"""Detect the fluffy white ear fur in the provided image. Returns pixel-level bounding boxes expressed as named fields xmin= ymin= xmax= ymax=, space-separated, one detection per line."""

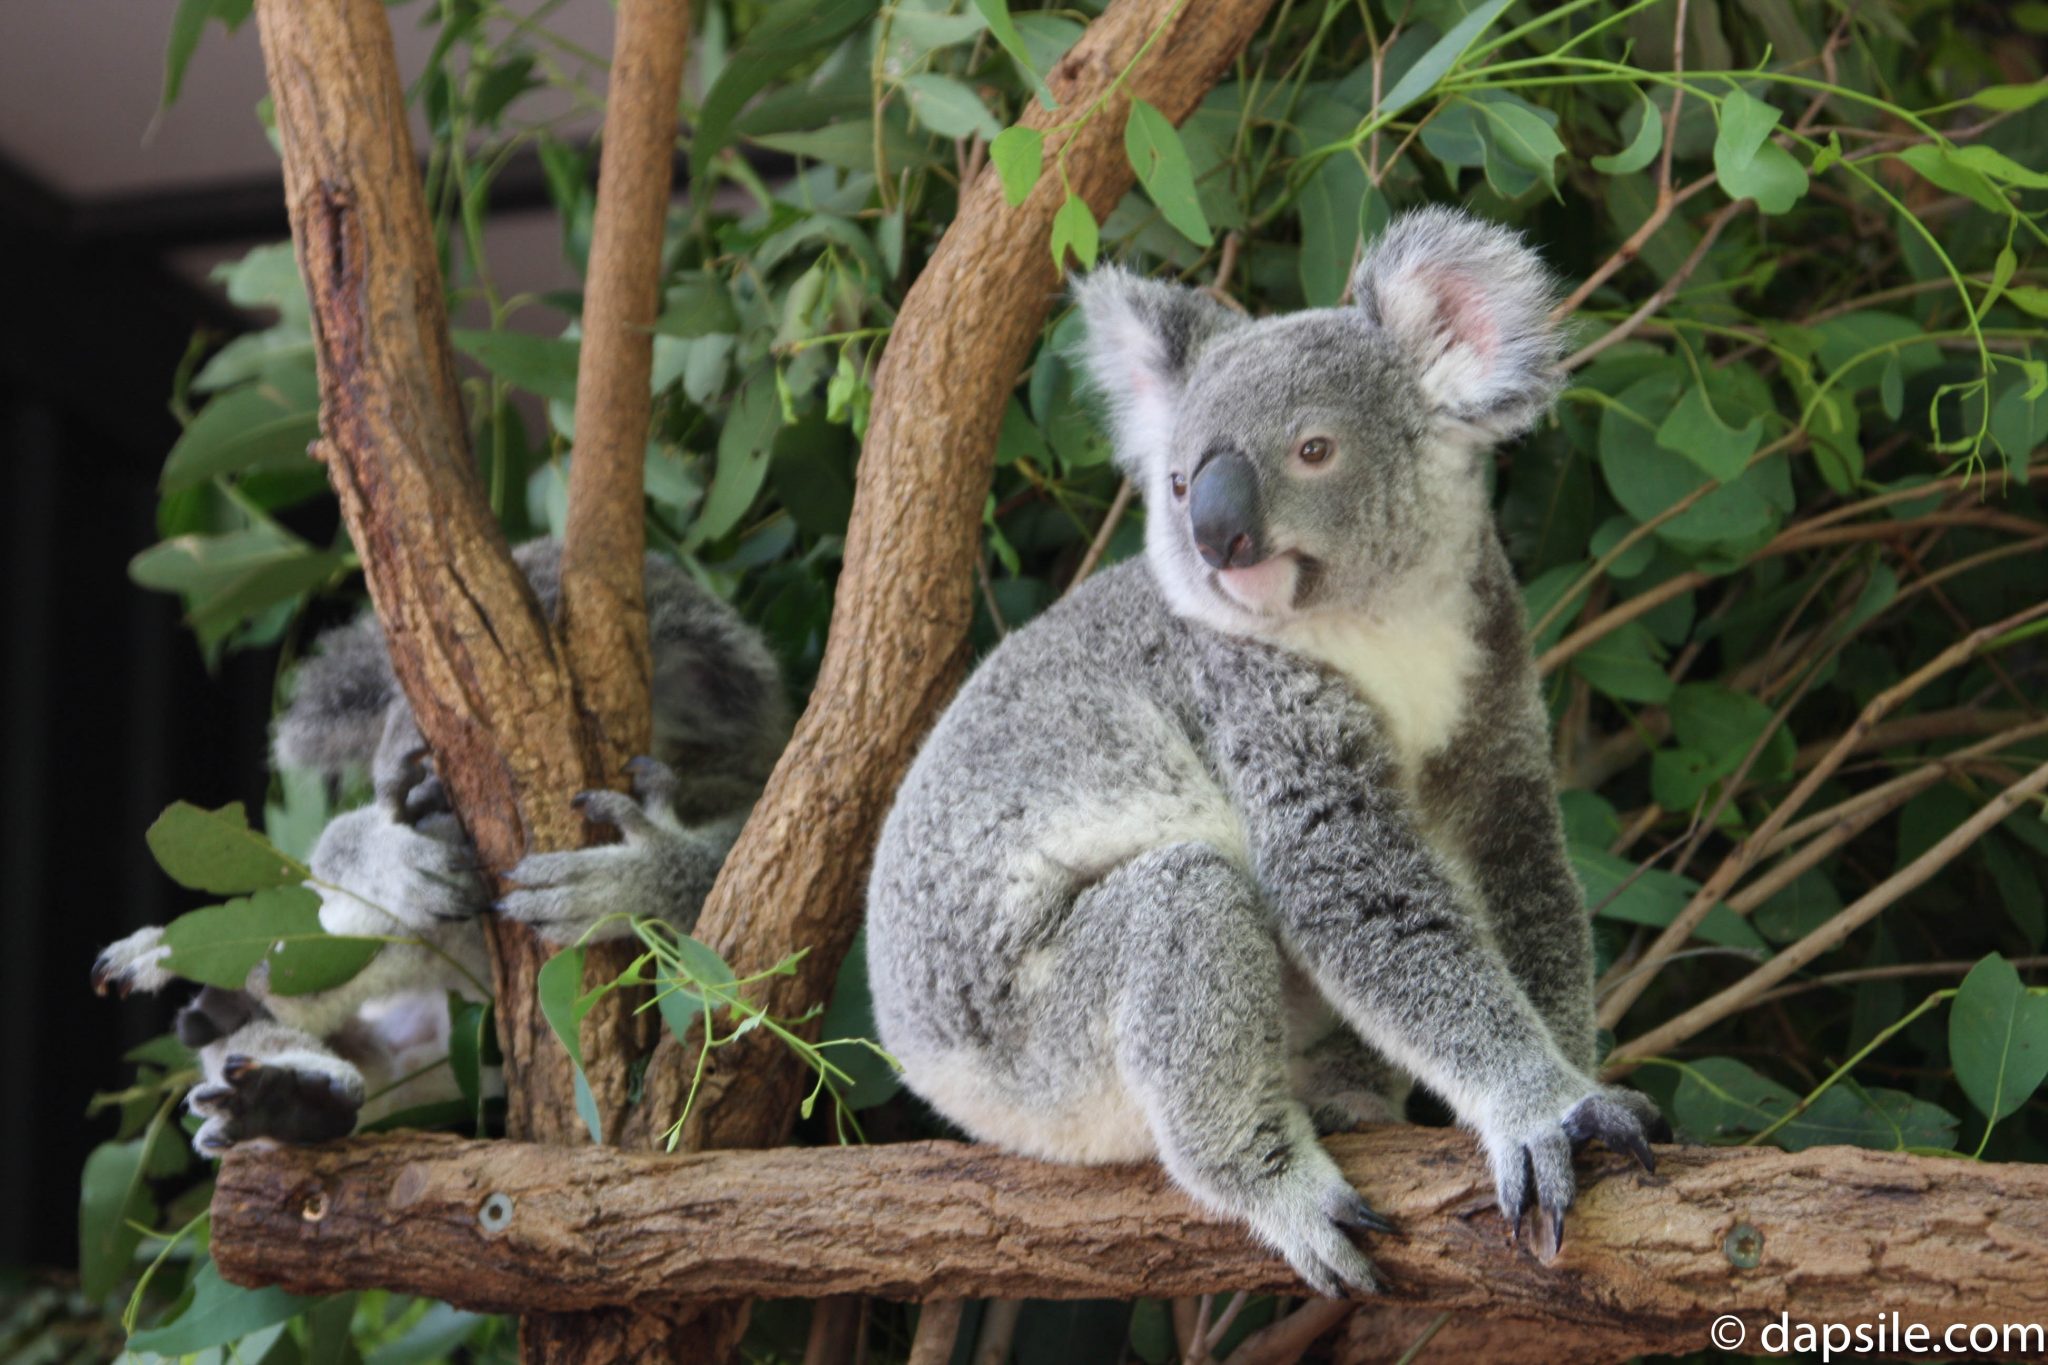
xmin=1351 ymin=207 xmax=1565 ymax=441
xmin=1070 ymin=266 xmax=1244 ymax=475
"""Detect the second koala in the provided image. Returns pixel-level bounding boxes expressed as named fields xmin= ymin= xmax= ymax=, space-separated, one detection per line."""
xmin=866 ymin=208 xmax=1666 ymax=1296
xmin=96 ymin=539 xmax=789 ymax=1153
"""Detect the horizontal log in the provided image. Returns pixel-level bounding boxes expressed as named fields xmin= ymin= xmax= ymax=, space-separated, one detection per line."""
xmin=211 ymin=1128 xmax=2048 ymax=1354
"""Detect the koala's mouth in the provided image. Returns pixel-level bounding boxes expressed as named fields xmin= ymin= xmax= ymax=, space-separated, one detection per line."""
xmin=1213 ymin=551 xmax=1307 ymax=615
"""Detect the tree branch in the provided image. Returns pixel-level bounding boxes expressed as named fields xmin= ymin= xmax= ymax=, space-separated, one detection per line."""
xmin=252 ymin=0 xmax=607 ymax=1139
xmin=211 ymin=1128 xmax=2048 ymax=1357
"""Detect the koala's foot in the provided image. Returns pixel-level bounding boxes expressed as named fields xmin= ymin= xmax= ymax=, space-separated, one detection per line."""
xmin=1236 ymin=1154 xmax=1400 ymax=1293
xmin=92 ymin=927 xmax=173 ymax=997
xmin=499 ymin=757 xmax=714 ymax=942
xmin=188 ymin=1024 xmax=364 ymax=1154
xmin=175 ymin=986 xmax=265 ymax=1048
xmin=1563 ymin=1086 xmax=1669 ymax=1167
xmin=1292 ymin=1028 xmax=1410 ymax=1135
xmin=1483 ymin=1083 xmax=1663 ymax=1257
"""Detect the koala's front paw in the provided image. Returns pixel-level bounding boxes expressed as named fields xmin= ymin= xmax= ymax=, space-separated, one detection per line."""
xmin=498 ymin=758 xmax=696 ymax=943
xmin=309 ymin=803 xmax=485 ymax=933
xmin=1483 ymin=1083 xmax=1662 ymax=1257
xmin=188 ymin=1051 xmax=364 ymax=1154
xmin=92 ymin=927 xmax=173 ymax=997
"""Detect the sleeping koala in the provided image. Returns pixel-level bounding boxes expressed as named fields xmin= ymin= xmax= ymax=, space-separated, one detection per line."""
xmin=94 ymin=538 xmax=788 ymax=1153
xmin=866 ymin=208 xmax=1666 ymax=1296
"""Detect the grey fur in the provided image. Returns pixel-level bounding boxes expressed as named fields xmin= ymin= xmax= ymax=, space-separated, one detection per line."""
xmin=867 ymin=210 xmax=1662 ymax=1296
xmin=98 ymin=538 xmax=789 ymax=1153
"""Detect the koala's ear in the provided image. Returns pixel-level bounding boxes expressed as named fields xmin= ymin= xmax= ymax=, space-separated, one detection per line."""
xmin=1071 ymin=266 xmax=1244 ymax=473
xmin=1352 ymin=207 xmax=1565 ymax=442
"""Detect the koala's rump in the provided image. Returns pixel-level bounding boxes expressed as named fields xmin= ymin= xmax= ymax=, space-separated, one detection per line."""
xmin=867 ymin=566 xmax=1241 ymax=1161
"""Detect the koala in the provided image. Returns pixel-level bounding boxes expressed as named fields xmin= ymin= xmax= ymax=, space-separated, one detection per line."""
xmin=865 ymin=209 xmax=1668 ymax=1297
xmin=94 ymin=538 xmax=789 ymax=1154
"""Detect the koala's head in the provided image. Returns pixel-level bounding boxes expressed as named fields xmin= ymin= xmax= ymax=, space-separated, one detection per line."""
xmin=1072 ymin=207 xmax=1563 ymax=634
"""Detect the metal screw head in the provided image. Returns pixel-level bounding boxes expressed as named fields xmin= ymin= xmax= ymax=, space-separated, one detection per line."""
xmin=1723 ymin=1221 xmax=1764 ymax=1269
xmin=478 ymin=1192 xmax=514 ymax=1233
xmin=300 ymin=1190 xmax=328 ymax=1223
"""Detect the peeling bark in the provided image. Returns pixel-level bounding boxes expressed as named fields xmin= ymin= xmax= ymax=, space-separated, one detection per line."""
xmin=215 ymin=1128 xmax=2048 ymax=1357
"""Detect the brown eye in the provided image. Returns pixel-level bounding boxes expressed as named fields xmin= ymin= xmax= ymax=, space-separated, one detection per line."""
xmin=1297 ymin=437 xmax=1333 ymax=466
xmin=1170 ymin=471 xmax=1189 ymax=499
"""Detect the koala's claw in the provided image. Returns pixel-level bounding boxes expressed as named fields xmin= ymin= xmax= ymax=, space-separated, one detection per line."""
xmin=1327 ymin=1188 xmax=1399 ymax=1238
xmin=1490 ymin=1123 xmax=1576 ymax=1255
xmin=1563 ymin=1088 xmax=1664 ymax=1174
xmin=571 ymin=788 xmax=655 ymax=837
xmin=625 ymin=755 xmax=681 ymax=806
xmin=92 ymin=927 xmax=173 ymax=998
xmin=188 ymin=1052 xmax=362 ymax=1153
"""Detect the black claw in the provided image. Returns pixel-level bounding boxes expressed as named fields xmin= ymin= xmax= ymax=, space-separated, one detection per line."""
xmin=1331 ymin=1192 xmax=1399 ymax=1238
xmin=1625 ymin=1132 xmax=1657 ymax=1173
xmin=1546 ymin=1208 xmax=1567 ymax=1259
xmin=221 ymin=1054 xmax=260 ymax=1083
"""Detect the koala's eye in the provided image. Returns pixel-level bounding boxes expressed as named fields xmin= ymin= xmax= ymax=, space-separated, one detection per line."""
xmin=1170 ymin=472 xmax=1189 ymax=499
xmin=1296 ymin=437 xmax=1334 ymax=466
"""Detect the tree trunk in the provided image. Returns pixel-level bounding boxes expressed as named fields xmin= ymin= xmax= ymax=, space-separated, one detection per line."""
xmin=213 ymin=1127 xmax=2048 ymax=1359
xmin=252 ymin=0 xmax=687 ymax=1358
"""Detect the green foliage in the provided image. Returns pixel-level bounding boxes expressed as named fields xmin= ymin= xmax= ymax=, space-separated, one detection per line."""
xmin=83 ymin=0 xmax=2048 ymax=1357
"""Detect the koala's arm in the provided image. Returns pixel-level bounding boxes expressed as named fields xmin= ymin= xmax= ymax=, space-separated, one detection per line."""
xmin=1194 ymin=638 xmax=1642 ymax=1229
xmin=1422 ymin=543 xmax=1596 ymax=1070
xmin=498 ymin=545 xmax=788 ymax=942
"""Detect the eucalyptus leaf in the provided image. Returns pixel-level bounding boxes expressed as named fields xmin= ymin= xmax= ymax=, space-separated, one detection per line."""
xmin=1950 ymin=954 xmax=2048 ymax=1124
xmin=146 ymin=801 xmax=308 ymax=894
xmin=1124 ymin=99 xmax=1213 ymax=246
xmin=128 ymin=1260 xmax=312 ymax=1356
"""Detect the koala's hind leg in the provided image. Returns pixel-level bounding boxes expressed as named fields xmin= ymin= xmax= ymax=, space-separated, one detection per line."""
xmin=188 ymin=1021 xmax=365 ymax=1154
xmin=1102 ymin=842 xmax=1391 ymax=1298
xmin=1290 ymin=1027 xmax=1411 ymax=1135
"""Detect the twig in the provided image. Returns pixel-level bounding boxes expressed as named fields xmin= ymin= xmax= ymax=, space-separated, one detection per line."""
xmin=1752 ymin=955 xmax=2048 ymax=1007
xmin=1221 ymin=1301 xmax=1354 ymax=1365
xmin=1069 ymin=478 xmax=1138 ymax=590
xmin=1392 ymin=1310 xmax=1453 ymax=1365
xmin=1565 ymin=199 xmax=1747 ymax=370
xmin=1773 ymin=717 xmax=2048 ymax=853
xmin=907 ymin=1300 xmax=965 ymax=1365
xmin=1597 ymin=597 xmax=2048 ymax=1030
xmin=1200 ymin=1291 xmax=1252 ymax=1359
xmin=1186 ymin=1293 xmax=1215 ymax=1364
xmin=972 ymin=1298 xmax=1023 ymax=1365
xmin=1550 ymin=175 xmax=1715 ymax=319
xmin=1608 ymin=756 xmax=2048 ymax=1069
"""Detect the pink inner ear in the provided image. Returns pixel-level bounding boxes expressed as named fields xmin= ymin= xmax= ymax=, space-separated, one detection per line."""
xmin=1425 ymin=267 xmax=1498 ymax=365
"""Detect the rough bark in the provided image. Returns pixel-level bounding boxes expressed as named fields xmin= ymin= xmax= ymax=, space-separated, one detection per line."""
xmin=253 ymin=0 xmax=690 ymax=1358
xmin=559 ymin=0 xmax=689 ymax=778
xmin=215 ymin=1128 xmax=2048 ymax=1357
xmin=254 ymin=0 xmax=597 ymax=1139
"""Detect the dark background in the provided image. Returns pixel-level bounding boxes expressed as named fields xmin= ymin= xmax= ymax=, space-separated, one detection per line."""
xmin=0 ymin=154 xmax=277 ymax=1277
xmin=0 ymin=0 xmax=621 ymax=1280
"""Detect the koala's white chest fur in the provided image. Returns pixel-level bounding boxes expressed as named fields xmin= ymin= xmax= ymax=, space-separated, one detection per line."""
xmin=1270 ymin=590 xmax=1479 ymax=783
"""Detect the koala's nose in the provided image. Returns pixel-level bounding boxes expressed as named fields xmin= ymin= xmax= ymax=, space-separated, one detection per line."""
xmin=1189 ymin=451 xmax=1266 ymax=570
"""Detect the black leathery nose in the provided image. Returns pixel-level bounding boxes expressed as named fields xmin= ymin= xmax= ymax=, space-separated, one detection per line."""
xmin=1189 ymin=451 xmax=1265 ymax=569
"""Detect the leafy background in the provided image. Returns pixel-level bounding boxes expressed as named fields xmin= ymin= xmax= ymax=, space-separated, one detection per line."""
xmin=28 ymin=0 xmax=2048 ymax=1360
